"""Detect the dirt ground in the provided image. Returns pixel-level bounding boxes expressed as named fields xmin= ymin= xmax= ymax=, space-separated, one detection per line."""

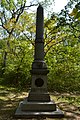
xmin=0 ymin=86 xmax=80 ymax=120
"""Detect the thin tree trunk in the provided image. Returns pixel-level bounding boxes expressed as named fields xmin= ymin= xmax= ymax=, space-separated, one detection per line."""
xmin=2 ymin=51 xmax=7 ymax=74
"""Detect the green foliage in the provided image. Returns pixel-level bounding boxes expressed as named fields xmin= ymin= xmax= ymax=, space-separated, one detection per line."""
xmin=1 ymin=0 xmax=27 ymax=10
xmin=44 ymin=0 xmax=80 ymax=92
xmin=0 ymin=0 xmax=80 ymax=93
xmin=0 ymin=38 xmax=33 ymax=88
xmin=70 ymin=2 xmax=80 ymax=20
xmin=46 ymin=43 xmax=80 ymax=92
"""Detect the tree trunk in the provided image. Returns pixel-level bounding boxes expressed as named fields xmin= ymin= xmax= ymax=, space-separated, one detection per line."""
xmin=2 ymin=51 xmax=7 ymax=74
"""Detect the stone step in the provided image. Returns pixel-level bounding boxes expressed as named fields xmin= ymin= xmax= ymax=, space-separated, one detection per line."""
xmin=20 ymin=98 xmax=56 ymax=112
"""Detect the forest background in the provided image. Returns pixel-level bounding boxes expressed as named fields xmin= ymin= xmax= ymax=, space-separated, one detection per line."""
xmin=0 ymin=0 xmax=80 ymax=93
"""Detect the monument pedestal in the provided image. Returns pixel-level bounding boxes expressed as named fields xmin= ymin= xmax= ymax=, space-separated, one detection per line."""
xmin=15 ymin=67 xmax=64 ymax=118
xmin=15 ymin=98 xmax=64 ymax=119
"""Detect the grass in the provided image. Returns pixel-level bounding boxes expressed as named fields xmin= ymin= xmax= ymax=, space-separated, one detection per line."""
xmin=0 ymin=85 xmax=80 ymax=120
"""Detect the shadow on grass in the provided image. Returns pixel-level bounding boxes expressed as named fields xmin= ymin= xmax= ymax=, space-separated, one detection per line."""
xmin=51 ymin=93 xmax=80 ymax=120
xmin=0 ymin=85 xmax=80 ymax=120
xmin=0 ymin=85 xmax=28 ymax=120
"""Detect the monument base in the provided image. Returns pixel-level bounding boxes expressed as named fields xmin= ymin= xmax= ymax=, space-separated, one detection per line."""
xmin=28 ymin=92 xmax=50 ymax=102
xmin=15 ymin=97 xmax=64 ymax=119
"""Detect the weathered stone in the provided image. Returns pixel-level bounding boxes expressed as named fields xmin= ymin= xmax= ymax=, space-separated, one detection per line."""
xmin=15 ymin=104 xmax=64 ymax=119
xmin=20 ymin=98 xmax=56 ymax=111
xmin=15 ymin=4 xmax=64 ymax=119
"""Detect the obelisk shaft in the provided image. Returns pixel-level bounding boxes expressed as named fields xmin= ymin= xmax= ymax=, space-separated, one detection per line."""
xmin=35 ymin=5 xmax=44 ymax=60
xmin=36 ymin=5 xmax=44 ymax=40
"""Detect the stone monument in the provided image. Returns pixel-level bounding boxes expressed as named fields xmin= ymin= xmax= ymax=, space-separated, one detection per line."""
xmin=15 ymin=5 xmax=64 ymax=119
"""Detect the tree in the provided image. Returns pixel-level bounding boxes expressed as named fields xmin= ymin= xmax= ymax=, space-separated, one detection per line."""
xmin=0 ymin=0 xmax=80 ymax=92
xmin=0 ymin=0 xmax=51 ymax=86
xmin=43 ymin=0 xmax=80 ymax=92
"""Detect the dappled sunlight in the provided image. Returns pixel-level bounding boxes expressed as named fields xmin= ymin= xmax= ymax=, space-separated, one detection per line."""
xmin=50 ymin=93 xmax=80 ymax=120
xmin=15 ymin=92 xmax=28 ymax=99
xmin=0 ymin=86 xmax=80 ymax=120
